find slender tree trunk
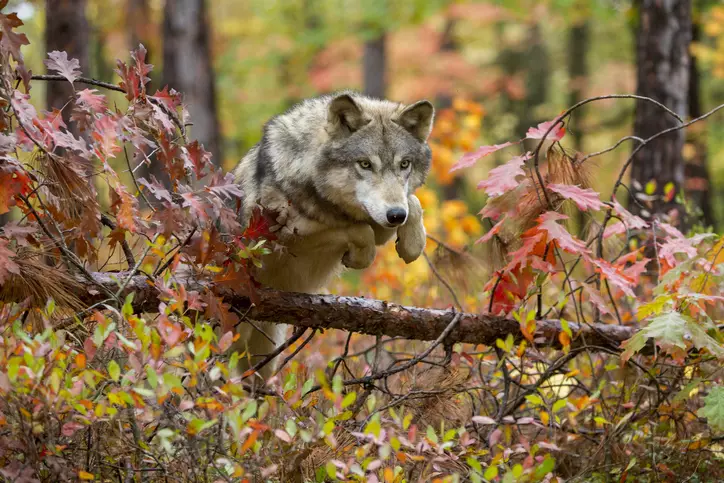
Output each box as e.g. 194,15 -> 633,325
161,0 -> 221,167
684,19 -> 715,229
628,0 -> 691,228
45,0 -> 90,127
567,8 -> 589,235
363,34 -> 386,99
128,0 -> 154,90
567,17 -> 589,153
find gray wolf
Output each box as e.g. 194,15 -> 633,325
230,91 -> 435,381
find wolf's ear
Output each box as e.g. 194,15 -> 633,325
328,94 -> 368,134
396,100 -> 435,141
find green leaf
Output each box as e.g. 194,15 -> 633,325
341,391 -> 356,409
467,457 -> 482,474
108,360 -> 120,382
426,425 -> 438,444
484,465 -> 499,481
146,366 -> 158,389
621,311 -> 724,361
241,400 -> 257,422
533,455 -> 556,479
697,385 -> 724,433
552,399 -> 567,413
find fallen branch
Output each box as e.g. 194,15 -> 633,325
78,271 -> 636,353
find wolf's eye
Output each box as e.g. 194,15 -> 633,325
400,158 -> 411,169
358,160 -> 372,170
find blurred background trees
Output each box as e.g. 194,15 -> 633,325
6,0 -> 724,230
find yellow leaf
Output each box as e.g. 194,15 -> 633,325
78,471 -> 95,480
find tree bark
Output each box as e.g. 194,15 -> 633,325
629,0 -> 691,227
45,0 -> 90,127
71,271 -> 637,353
684,19 -> 715,229
161,0 -> 221,167
363,33 -> 386,99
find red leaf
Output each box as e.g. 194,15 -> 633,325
44,51 -> 81,84
548,184 -> 605,211
185,141 -> 213,179
206,172 -> 244,200
591,259 -> 635,297
535,211 -> 590,255
0,11 -> 30,63
526,118 -> 566,141
61,421 -> 84,437
450,142 -> 513,172
151,86 -> 182,111
76,89 -> 106,113
477,152 -> 530,198
476,214 -> 507,244
242,206 -> 277,242
158,315 -> 185,347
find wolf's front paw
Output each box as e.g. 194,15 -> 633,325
396,219 -> 426,263
342,224 -> 377,269
395,195 -> 426,264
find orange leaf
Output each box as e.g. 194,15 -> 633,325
75,353 -> 86,369
240,429 -> 259,454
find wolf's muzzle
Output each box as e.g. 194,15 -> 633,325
386,207 -> 408,226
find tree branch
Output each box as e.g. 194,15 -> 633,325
76,271 -> 637,353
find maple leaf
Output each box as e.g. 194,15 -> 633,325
622,311 -> 724,362
242,206 -> 276,242
44,50 -> 81,84
185,141 -> 213,179
76,88 -> 106,113
11,90 -> 38,127
658,233 -> 713,266
547,184 -> 605,211
526,118 -> 566,141
698,385 -> 724,432
110,184 -> 138,232
0,162 -> 32,214
583,285 -> 611,315
591,259 -> 635,298
131,44 -> 153,85
151,86 -> 182,111
115,59 -> 141,101
207,181 -> 244,201
477,152 -> 530,198
91,114 -> 121,160
150,101 -> 175,133
0,238 -> 20,285
203,292 -> 240,333
450,142 -> 513,172
138,177 -> 172,203
476,214 -> 507,244
0,10 -> 29,63
535,211 -> 590,255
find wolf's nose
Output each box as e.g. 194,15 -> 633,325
386,208 -> 407,225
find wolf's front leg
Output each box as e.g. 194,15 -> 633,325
396,194 -> 426,264
342,223 -> 377,269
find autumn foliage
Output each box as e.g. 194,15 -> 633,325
1,4 -> 724,483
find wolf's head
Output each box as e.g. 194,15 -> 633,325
317,93 -> 434,228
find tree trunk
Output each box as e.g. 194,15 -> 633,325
161,0 -> 221,167
363,33 -> 386,99
628,0 -> 691,228
45,0 -> 90,127
684,19 -> 715,229
567,8 -> 589,235
127,0 -> 154,90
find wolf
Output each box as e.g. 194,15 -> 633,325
230,91 -> 435,381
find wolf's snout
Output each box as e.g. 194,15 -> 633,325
386,207 -> 408,226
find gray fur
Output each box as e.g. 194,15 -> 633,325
229,91 -> 434,382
